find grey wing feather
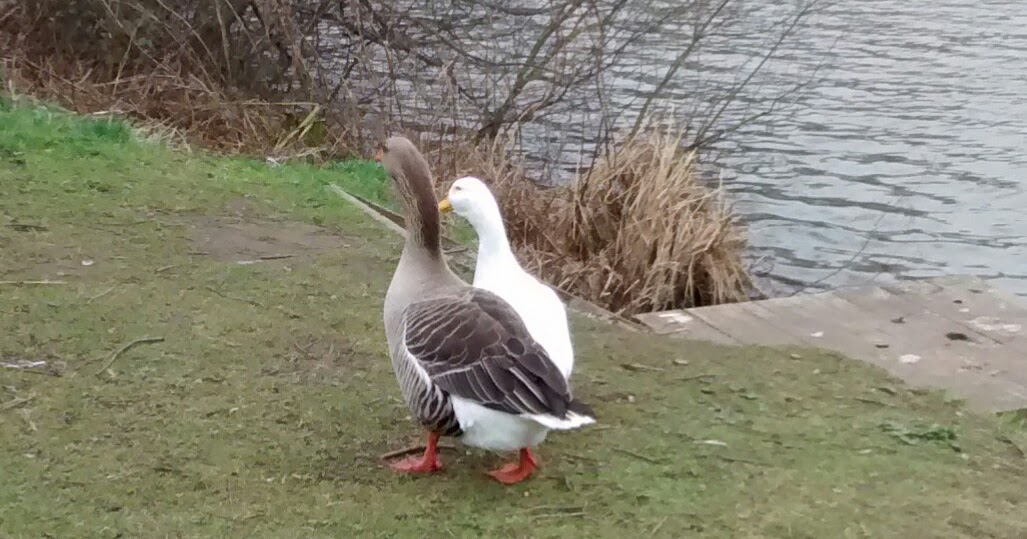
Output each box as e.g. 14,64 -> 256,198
402,288 -> 579,418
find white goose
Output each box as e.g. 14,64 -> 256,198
375,137 -> 594,484
438,177 -> 574,380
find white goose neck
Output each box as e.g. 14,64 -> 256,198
468,202 -> 514,262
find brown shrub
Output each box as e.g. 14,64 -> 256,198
0,49 -> 359,158
0,1 -> 359,157
446,130 -> 751,316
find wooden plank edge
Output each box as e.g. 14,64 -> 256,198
634,310 -> 740,343
326,184 -> 405,237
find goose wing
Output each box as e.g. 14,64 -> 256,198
401,287 -> 585,419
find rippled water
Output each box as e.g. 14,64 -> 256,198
693,0 -> 1027,296
359,0 -> 1025,297
525,0 -> 1027,297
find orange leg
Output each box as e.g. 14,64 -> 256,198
387,432 -> 443,474
487,448 -> 537,485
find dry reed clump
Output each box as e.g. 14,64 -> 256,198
447,130 -> 752,316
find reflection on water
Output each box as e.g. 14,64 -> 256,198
534,0 -> 1027,297
724,0 -> 1027,296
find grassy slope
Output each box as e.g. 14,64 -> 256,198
0,100 -> 1024,538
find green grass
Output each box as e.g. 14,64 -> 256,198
325,160 -> 392,204
1,100 -> 1025,538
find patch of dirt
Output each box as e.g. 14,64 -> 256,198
185,198 -> 350,265
265,334 -> 357,385
0,229 -> 98,281
221,197 -> 268,221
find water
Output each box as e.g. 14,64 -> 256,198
351,0 -> 1027,297
632,0 -> 1027,296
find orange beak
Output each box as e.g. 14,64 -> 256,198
373,148 -> 384,163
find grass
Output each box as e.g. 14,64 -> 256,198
4,29 -> 749,314
1,100 -> 1025,538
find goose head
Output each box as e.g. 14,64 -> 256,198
374,136 -> 442,256
438,176 -> 504,233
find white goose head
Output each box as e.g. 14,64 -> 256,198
438,176 -> 504,233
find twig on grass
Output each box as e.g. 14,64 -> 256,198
997,435 -> 1025,460
86,286 -> 116,303
379,442 -> 456,461
1,393 -> 36,412
5,223 -> 48,231
621,362 -> 665,373
612,447 -> 665,464
650,516 -> 670,535
680,373 -> 717,382
205,286 -> 264,307
94,337 -> 165,377
0,280 -> 67,285
2,360 -> 55,376
531,509 -> 587,520
698,453 -> 768,466
522,501 -> 588,520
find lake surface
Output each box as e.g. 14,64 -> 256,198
359,0 -> 1026,298
722,0 -> 1027,297
531,0 -> 1027,297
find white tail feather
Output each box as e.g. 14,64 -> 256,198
527,411 -> 596,430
